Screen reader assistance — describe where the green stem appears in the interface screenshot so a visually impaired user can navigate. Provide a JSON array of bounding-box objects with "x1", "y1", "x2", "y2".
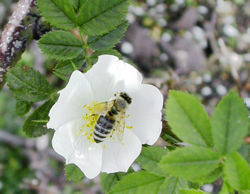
[
  {"x1": 161, "y1": 133, "x2": 180, "y2": 144},
  {"x1": 78, "y1": 27, "x2": 91, "y2": 71},
  {"x1": 71, "y1": 61, "x2": 77, "y2": 71}
]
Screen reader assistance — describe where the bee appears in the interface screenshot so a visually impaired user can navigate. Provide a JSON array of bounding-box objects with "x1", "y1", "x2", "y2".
[{"x1": 93, "y1": 92, "x2": 132, "y2": 143}]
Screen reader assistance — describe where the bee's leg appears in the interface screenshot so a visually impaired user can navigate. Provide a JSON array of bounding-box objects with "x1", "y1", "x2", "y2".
[{"x1": 113, "y1": 121, "x2": 121, "y2": 131}]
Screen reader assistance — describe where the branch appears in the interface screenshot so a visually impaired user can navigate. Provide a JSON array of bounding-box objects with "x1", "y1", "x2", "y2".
[
  {"x1": 0, "y1": 0, "x2": 49, "y2": 89},
  {"x1": 0, "y1": 129, "x2": 34, "y2": 147},
  {"x1": 0, "y1": 130, "x2": 63, "y2": 161}
]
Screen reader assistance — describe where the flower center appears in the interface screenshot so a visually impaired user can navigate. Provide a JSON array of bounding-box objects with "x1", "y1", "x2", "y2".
[{"x1": 79, "y1": 101, "x2": 133, "y2": 145}]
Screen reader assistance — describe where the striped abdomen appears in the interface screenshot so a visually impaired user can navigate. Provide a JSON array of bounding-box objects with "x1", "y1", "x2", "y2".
[{"x1": 94, "y1": 115, "x2": 115, "y2": 143}]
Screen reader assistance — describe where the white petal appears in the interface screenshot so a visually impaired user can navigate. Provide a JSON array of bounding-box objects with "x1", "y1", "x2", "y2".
[
  {"x1": 85, "y1": 55, "x2": 142, "y2": 102},
  {"x1": 52, "y1": 120, "x2": 103, "y2": 179},
  {"x1": 52, "y1": 120, "x2": 80, "y2": 163},
  {"x1": 126, "y1": 84, "x2": 163, "y2": 145},
  {"x1": 47, "y1": 71, "x2": 93, "y2": 129},
  {"x1": 69, "y1": 138, "x2": 103, "y2": 179},
  {"x1": 101, "y1": 130, "x2": 141, "y2": 173}
]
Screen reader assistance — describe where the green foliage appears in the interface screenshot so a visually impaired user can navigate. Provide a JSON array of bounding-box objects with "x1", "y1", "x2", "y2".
[
  {"x1": 22, "y1": 100, "x2": 54, "y2": 137},
  {"x1": 190, "y1": 167, "x2": 222, "y2": 184},
  {"x1": 38, "y1": 31, "x2": 83, "y2": 60},
  {"x1": 161, "y1": 90, "x2": 249, "y2": 192},
  {"x1": 77, "y1": 0, "x2": 129, "y2": 36},
  {"x1": 37, "y1": 0, "x2": 128, "y2": 80},
  {"x1": 53, "y1": 57, "x2": 85, "y2": 80},
  {"x1": 165, "y1": 91, "x2": 213, "y2": 148},
  {"x1": 238, "y1": 144, "x2": 250, "y2": 163},
  {"x1": 37, "y1": 0, "x2": 76, "y2": 30},
  {"x1": 65, "y1": 164, "x2": 84, "y2": 182},
  {"x1": 179, "y1": 189, "x2": 207, "y2": 194},
  {"x1": 100, "y1": 172, "x2": 127, "y2": 193},
  {"x1": 0, "y1": 92, "x2": 34, "y2": 193},
  {"x1": 0, "y1": 145, "x2": 34, "y2": 193},
  {"x1": 37, "y1": 0, "x2": 129, "y2": 37},
  {"x1": 15, "y1": 100, "x2": 32, "y2": 116},
  {"x1": 88, "y1": 22, "x2": 128, "y2": 51},
  {"x1": 18, "y1": 51, "x2": 34, "y2": 68},
  {"x1": 211, "y1": 90, "x2": 249, "y2": 155},
  {"x1": 160, "y1": 146, "x2": 220, "y2": 181},
  {"x1": 0, "y1": 91, "x2": 23, "y2": 132},
  {"x1": 220, "y1": 182, "x2": 233, "y2": 194},
  {"x1": 136, "y1": 146, "x2": 167, "y2": 176},
  {"x1": 6, "y1": 66, "x2": 52, "y2": 102},
  {"x1": 158, "y1": 176, "x2": 188, "y2": 194},
  {"x1": 109, "y1": 171, "x2": 165, "y2": 194},
  {"x1": 224, "y1": 152, "x2": 250, "y2": 191}
]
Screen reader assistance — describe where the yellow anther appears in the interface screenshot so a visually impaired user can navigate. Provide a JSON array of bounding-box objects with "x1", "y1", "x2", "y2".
[
  {"x1": 80, "y1": 101, "x2": 132, "y2": 145},
  {"x1": 126, "y1": 126, "x2": 133, "y2": 129},
  {"x1": 80, "y1": 102, "x2": 101, "y2": 143}
]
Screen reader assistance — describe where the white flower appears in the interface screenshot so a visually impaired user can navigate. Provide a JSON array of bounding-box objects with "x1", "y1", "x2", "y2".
[{"x1": 48, "y1": 55, "x2": 163, "y2": 179}]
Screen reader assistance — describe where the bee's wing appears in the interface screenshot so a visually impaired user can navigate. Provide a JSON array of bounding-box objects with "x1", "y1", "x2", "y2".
[
  {"x1": 93, "y1": 100, "x2": 114, "y2": 115},
  {"x1": 114, "y1": 110, "x2": 126, "y2": 142}
]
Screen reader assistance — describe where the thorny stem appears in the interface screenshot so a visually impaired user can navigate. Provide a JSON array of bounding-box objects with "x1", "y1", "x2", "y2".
[
  {"x1": 0, "y1": 0, "x2": 50, "y2": 90},
  {"x1": 78, "y1": 27, "x2": 91, "y2": 71}
]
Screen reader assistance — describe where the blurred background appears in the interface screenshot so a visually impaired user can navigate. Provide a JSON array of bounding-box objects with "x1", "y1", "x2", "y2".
[{"x1": 0, "y1": 0, "x2": 249, "y2": 193}]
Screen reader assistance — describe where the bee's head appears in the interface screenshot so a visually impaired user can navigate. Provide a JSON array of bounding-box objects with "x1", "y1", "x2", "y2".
[{"x1": 120, "y1": 92, "x2": 132, "y2": 104}]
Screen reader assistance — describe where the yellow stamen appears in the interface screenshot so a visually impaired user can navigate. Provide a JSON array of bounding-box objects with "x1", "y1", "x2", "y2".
[
  {"x1": 126, "y1": 126, "x2": 133, "y2": 129},
  {"x1": 79, "y1": 101, "x2": 133, "y2": 145}
]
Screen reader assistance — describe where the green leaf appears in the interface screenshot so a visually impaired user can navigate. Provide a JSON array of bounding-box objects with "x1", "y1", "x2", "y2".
[
  {"x1": 179, "y1": 189, "x2": 207, "y2": 194},
  {"x1": 190, "y1": 167, "x2": 222, "y2": 184},
  {"x1": 71, "y1": 0, "x2": 80, "y2": 10},
  {"x1": 160, "y1": 146, "x2": 220, "y2": 181},
  {"x1": 238, "y1": 191, "x2": 250, "y2": 194},
  {"x1": 89, "y1": 21, "x2": 128, "y2": 51},
  {"x1": 220, "y1": 182, "x2": 234, "y2": 194},
  {"x1": 65, "y1": 164, "x2": 84, "y2": 182},
  {"x1": 37, "y1": 0, "x2": 76, "y2": 30},
  {"x1": 16, "y1": 100, "x2": 32, "y2": 116},
  {"x1": 136, "y1": 146, "x2": 168, "y2": 176},
  {"x1": 7, "y1": 66, "x2": 52, "y2": 102},
  {"x1": 238, "y1": 144, "x2": 250, "y2": 163},
  {"x1": 211, "y1": 90, "x2": 249, "y2": 154},
  {"x1": 165, "y1": 90, "x2": 213, "y2": 148},
  {"x1": 109, "y1": 171, "x2": 165, "y2": 194},
  {"x1": 22, "y1": 100, "x2": 54, "y2": 137},
  {"x1": 100, "y1": 172, "x2": 127, "y2": 193},
  {"x1": 53, "y1": 57, "x2": 85, "y2": 81},
  {"x1": 158, "y1": 176, "x2": 188, "y2": 194},
  {"x1": 38, "y1": 31, "x2": 83, "y2": 60},
  {"x1": 78, "y1": 0, "x2": 129, "y2": 36},
  {"x1": 224, "y1": 152, "x2": 250, "y2": 191}
]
